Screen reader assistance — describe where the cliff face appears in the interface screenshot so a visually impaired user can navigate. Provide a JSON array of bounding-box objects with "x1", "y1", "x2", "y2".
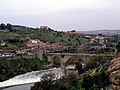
[
  {"x1": 108, "y1": 49, "x2": 120, "y2": 90},
  {"x1": 115, "y1": 48, "x2": 120, "y2": 58}
]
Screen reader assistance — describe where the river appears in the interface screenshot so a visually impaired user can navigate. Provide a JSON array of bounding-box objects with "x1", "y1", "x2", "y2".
[
  {"x1": 0, "y1": 68, "x2": 64, "y2": 90},
  {"x1": 2, "y1": 83, "x2": 34, "y2": 90}
]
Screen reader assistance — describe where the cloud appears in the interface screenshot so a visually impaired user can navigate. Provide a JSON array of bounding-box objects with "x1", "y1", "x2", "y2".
[
  {"x1": 0, "y1": 0, "x2": 116, "y2": 15},
  {"x1": 0, "y1": 0, "x2": 120, "y2": 30}
]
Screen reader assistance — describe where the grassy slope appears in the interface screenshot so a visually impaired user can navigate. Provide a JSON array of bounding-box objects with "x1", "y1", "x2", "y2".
[
  {"x1": 0, "y1": 28, "x2": 89, "y2": 49},
  {"x1": 0, "y1": 32, "x2": 18, "y2": 40},
  {"x1": 16, "y1": 29, "x2": 89, "y2": 46}
]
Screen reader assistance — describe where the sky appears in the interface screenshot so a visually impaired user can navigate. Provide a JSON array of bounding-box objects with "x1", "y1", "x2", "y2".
[{"x1": 0, "y1": 0, "x2": 120, "y2": 31}]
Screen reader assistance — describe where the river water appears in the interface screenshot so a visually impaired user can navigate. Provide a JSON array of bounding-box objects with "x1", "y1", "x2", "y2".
[
  {"x1": 2, "y1": 83, "x2": 34, "y2": 90},
  {"x1": 0, "y1": 68, "x2": 64, "y2": 90}
]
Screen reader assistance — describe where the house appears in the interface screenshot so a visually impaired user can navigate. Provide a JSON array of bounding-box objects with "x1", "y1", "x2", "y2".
[{"x1": 0, "y1": 40, "x2": 6, "y2": 46}]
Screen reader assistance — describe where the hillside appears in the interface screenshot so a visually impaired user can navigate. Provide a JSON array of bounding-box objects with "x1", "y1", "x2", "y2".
[
  {"x1": 0, "y1": 25, "x2": 89, "y2": 50},
  {"x1": 16, "y1": 29, "x2": 88, "y2": 46}
]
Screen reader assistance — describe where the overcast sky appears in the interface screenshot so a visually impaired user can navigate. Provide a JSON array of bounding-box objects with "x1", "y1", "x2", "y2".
[{"x1": 0, "y1": 0, "x2": 120, "y2": 31}]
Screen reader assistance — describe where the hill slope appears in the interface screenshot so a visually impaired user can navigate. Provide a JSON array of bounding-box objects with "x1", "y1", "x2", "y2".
[{"x1": 0, "y1": 25, "x2": 89, "y2": 49}]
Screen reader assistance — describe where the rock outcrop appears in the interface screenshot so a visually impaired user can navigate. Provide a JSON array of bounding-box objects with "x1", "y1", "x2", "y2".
[
  {"x1": 108, "y1": 41, "x2": 120, "y2": 90},
  {"x1": 108, "y1": 57, "x2": 120, "y2": 90}
]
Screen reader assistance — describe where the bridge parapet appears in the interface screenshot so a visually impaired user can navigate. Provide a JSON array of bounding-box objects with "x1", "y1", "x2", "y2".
[{"x1": 46, "y1": 53, "x2": 114, "y2": 57}]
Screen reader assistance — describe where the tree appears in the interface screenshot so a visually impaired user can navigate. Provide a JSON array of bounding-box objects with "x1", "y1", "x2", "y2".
[
  {"x1": 68, "y1": 38, "x2": 71, "y2": 42},
  {"x1": 66, "y1": 73, "x2": 79, "y2": 87},
  {"x1": 6, "y1": 23, "x2": 13, "y2": 32},
  {"x1": 97, "y1": 48, "x2": 105, "y2": 54},
  {"x1": 71, "y1": 30, "x2": 76, "y2": 32},
  {"x1": 31, "y1": 73, "x2": 79, "y2": 90},
  {"x1": 52, "y1": 56, "x2": 60, "y2": 67},
  {"x1": 116, "y1": 40, "x2": 120, "y2": 51},
  {"x1": 93, "y1": 72, "x2": 110, "y2": 90},
  {"x1": 81, "y1": 75, "x2": 94, "y2": 90},
  {"x1": 31, "y1": 73, "x2": 55, "y2": 90},
  {"x1": 75, "y1": 62, "x2": 84, "y2": 76},
  {"x1": 0, "y1": 23, "x2": 6, "y2": 30},
  {"x1": 31, "y1": 73, "x2": 68, "y2": 90}
]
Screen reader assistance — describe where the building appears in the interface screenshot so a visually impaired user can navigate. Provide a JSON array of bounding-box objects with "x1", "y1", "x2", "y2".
[{"x1": 40, "y1": 26, "x2": 49, "y2": 30}]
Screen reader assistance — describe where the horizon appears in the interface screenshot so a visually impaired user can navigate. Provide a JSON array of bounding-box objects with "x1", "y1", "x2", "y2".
[
  {"x1": 1, "y1": 23, "x2": 120, "y2": 32},
  {"x1": 0, "y1": 0, "x2": 120, "y2": 31}
]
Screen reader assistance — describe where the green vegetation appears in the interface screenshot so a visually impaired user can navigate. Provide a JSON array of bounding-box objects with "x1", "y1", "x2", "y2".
[
  {"x1": 0, "y1": 25, "x2": 88, "y2": 50},
  {"x1": 0, "y1": 31, "x2": 26, "y2": 50},
  {"x1": 116, "y1": 40, "x2": 120, "y2": 51},
  {"x1": 0, "y1": 58, "x2": 45, "y2": 81},
  {"x1": 0, "y1": 32, "x2": 18, "y2": 40},
  {"x1": 52, "y1": 56, "x2": 61, "y2": 67},
  {"x1": 31, "y1": 73, "x2": 80, "y2": 90},
  {"x1": 15, "y1": 29, "x2": 88, "y2": 46},
  {"x1": 31, "y1": 70, "x2": 110, "y2": 90},
  {"x1": 0, "y1": 43, "x2": 19, "y2": 50},
  {"x1": 80, "y1": 71, "x2": 110, "y2": 90},
  {"x1": 0, "y1": 23, "x2": 13, "y2": 32}
]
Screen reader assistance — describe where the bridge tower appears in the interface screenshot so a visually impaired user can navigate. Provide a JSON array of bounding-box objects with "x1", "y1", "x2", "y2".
[{"x1": 34, "y1": 46, "x2": 45, "y2": 60}]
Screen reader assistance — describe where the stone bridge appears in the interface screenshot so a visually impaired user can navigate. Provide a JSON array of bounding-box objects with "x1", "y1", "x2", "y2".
[
  {"x1": 44, "y1": 53, "x2": 114, "y2": 68},
  {"x1": 34, "y1": 47, "x2": 114, "y2": 68}
]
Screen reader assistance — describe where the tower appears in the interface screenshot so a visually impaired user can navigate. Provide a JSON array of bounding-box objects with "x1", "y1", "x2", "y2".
[{"x1": 34, "y1": 46, "x2": 44, "y2": 60}]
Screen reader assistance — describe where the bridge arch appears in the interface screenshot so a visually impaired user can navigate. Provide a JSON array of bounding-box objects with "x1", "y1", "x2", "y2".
[{"x1": 65, "y1": 56, "x2": 77, "y2": 65}]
